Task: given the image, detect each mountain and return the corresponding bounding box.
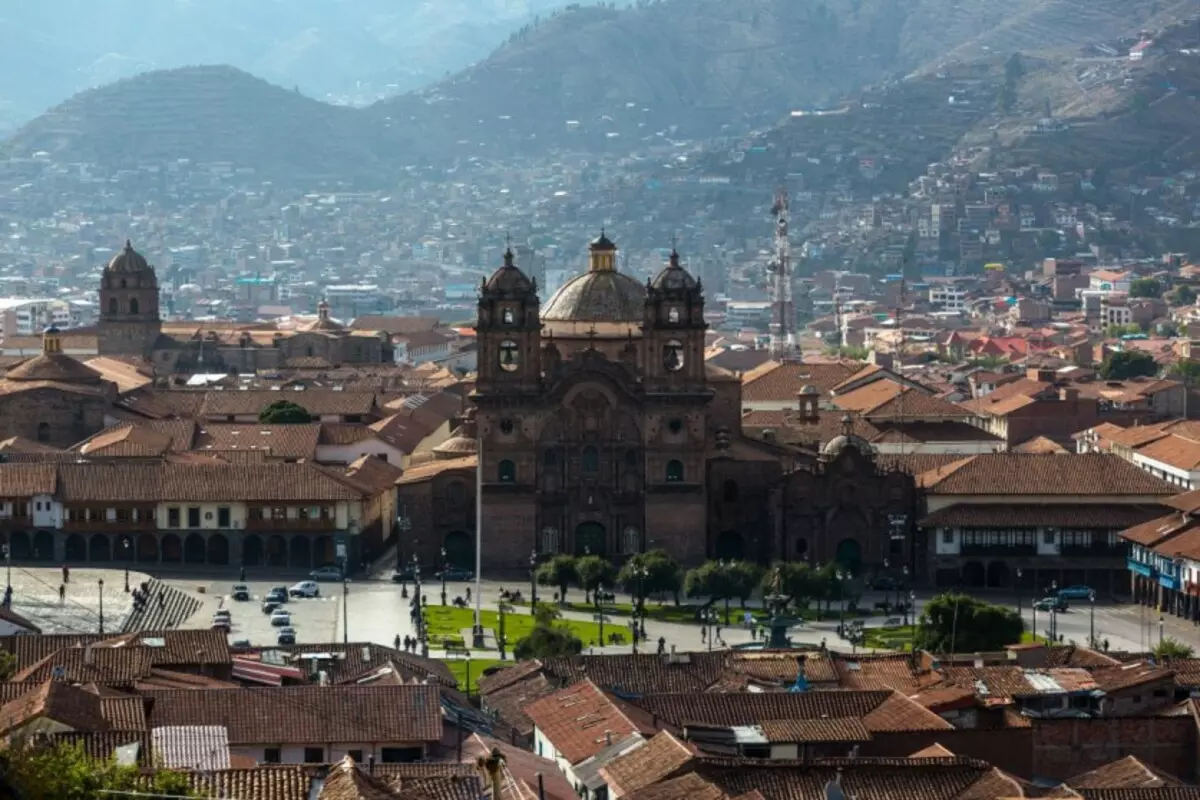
[3,66,383,181]
[0,0,573,131]
[4,0,1194,178]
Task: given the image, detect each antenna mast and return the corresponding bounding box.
[768,186,797,359]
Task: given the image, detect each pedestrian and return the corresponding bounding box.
[2,586,10,607]
[239,566,246,582]
[657,636,666,655]
[466,586,471,602]
[62,565,69,584]
[700,626,706,643]
[716,625,723,641]
[158,589,165,608]
[394,634,401,651]
[59,584,65,602]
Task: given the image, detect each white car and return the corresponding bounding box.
[289,581,319,598]
[270,609,292,627]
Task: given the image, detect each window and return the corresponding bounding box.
[447,481,466,505]
[502,308,515,324]
[621,526,640,554]
[345,415,362,423]
[129,298,139,315]
[263,748,281,764]
[723,480,738,503]
[582,446,599,474]
[303,747,324,763]
[499,340,519,372]
[36,422,50,443]
[108,298,118,315]
[167,507,181,528]
[217,507,231,527]
[668,307,680,324]
[663,340,684,371]
[942,529,954,544]
[543,450,558,468]
[665,460,684,483]
[1043,530,1055,545]
[667,419,683,435]
[540,526,560,554]
[625,449,638,467]
[187,507,201,528]
[380,747,421,764]
[499,419,514,435]
[498,460,516,483]
[348,749,364,763]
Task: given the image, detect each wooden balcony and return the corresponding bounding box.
[61,519,157,532]
[244,518,336,532]
[0,516,33,529]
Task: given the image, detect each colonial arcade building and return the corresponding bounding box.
[397,235,922,576]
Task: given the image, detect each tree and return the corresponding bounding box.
[513,605,583,659]
[575,555,616,603]
[1153,636,1195,660]
[1036,229,1062,255]
[915,593,1023,653]
[3,740,198,800]
[1173,285,1197,306]
[685,560,763,624]
[0,650,15,681]
[617,549,683,605]
[258,400,312,424]
[1100,350,1158,380]
[1129,278,1162,298]
[535,555,578,603]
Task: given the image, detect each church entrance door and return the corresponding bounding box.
[835,538,863,576]
[574,523,607,557]
[715,531,745,561]
[443,531,474,570]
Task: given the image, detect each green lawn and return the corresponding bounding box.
[423,605,621,649]
[440,657,506,695]
[858,625,1047,653]
[513,599,880,626]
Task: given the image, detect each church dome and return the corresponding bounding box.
[107,240,151,273]
[822,415,872,458]
[651,249,697,291]
[483,249,534,295]
[540,270,645,323]
[433,413,478,459]
[6,326,105,385]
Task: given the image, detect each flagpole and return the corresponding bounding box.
[473,425,484,646]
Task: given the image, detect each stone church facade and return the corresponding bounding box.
[398,234,920,579]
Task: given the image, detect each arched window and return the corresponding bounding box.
[447,481,465,505]
[582,446,599,474]
[625,449,638,468]
[723,479,739,503]
[499,340,519,372]
[664,340,684,371]
[306,345,315,358]
[502,308,514,325]
[129,298,139,315]
[498,460,516,483]
[36,422,50,443]
[108,298,118,315]
[668,307,680,324]
[120,279,127,289]
[543,450,558,472]
[665,459,684,483]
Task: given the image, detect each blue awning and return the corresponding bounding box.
[1127,559,1154,578]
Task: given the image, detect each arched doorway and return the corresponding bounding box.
[242,535,263,567]
[161,534,182,563]
[961,561,985,588]
[183,534,206,564]
[137,534,158,563]
[33,531,53,561]
[64,534,86,562]
[714,530,745,561]
[208,534,229,566]
[574,522,606,556]
[115,535,135,562]
[443,531,474,570]
[289,537,311,569]
[834,539,862,575]
[8,531,30,560]
[313,536,333,567]
[89,535,110,562]
[986,561,1010,589]
[266,535,287,567]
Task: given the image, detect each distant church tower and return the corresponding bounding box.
[98,240,162,358]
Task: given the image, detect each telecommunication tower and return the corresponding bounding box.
[767,186,797,359]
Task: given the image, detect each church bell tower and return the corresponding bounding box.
[475,247,541,395]
[98,240,162,358]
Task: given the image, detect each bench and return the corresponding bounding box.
[444,644,471,658]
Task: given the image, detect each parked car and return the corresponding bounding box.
[262,600,281,614]
[435,568,474,581]
[1057,585,1094,601]
[870,576,905,592]
[231,639,251,648]
[309,565,343,582]
[210,615,231,631]
[266,587,288,604]
[1034,596,1068,612]
[213,609,232,621]
[391,568,416,583]
[231,584,250,601]
[277,627,297,645]
[289,581,320,598]
[270,609,292,627]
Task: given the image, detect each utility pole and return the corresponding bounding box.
[768,186,799,360]
[342,578,349,644]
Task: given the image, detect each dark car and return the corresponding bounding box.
[870,576,906,592]
[265,587,288,604]
[391,568,416,583]
[1034,596,1068,613]
[435,568,475,581]
[277,627,297,645]
[262,599,281,614]
[231,584,251,601]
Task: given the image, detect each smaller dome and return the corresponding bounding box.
[651,249,697,291]
[107,240,151,273]
[798,384,819,395]
[590,230,617,252]
[822,414,871,458]
[433,414,478,459]
[483,249,534,294]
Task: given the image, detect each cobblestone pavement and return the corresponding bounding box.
[2,566,138,635]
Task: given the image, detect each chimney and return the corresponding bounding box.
[84,644,94,666]
[1059,388,1078,402]
[605,730,612,746]
[367,754,375,774]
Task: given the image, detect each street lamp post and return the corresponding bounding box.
[1159,615,1165,650]
[703,607,715,652]
[529,550,538,615]
[395,512,412,571]
[413,554,427,658]
[1016,567,1023,621]
[1089,590,1096,648]
[634,562,648,645]
[123,538,131,593]
[883,558,891,610]
[836,569,847,637]
[440,547,448,606]
[98,578,105,635]
[1048,580,1059,642]
[342,577,350,644]
[3,543,10,596]
[595,583,605,648]
[497,600,508,660]
[905,590,915,628]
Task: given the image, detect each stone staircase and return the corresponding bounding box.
[119,578,202,633]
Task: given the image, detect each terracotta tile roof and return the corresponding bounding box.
[253,642,453,687]
[525,679,655,765]
[0,681,110,735]
[1012,435,1069,454]
[741,360,865,403]
[740,409,881,448]
[1068,756,1184,789]
[396,455,477,484]
[920,504,1166,529]
[0,436,65,454]
[600,731,698,798]
[184,767,312,800]
[151,725,231,770]
[911,743,957,758]
[480,672,555,736]
[193,423,321,459]
[1132,434,1200,471]
[956,767,1028,800]
[633,689,951,734]
[199,390,378,418]
[76,424,175,457]
[43,730,150,764]
[1119,512,1192,547]
[53,462,364,502]
[1072,792,1200,800]
[833,654,921,693]
[351,316,441,335]
[1090,663,1174,693]
[540,651,730,696]
[320,422,381,445]
[477,659,543,695]
[146,685,443,745]
[626,772,725,800]
[319,755,401,799]
[323,456,406,495]
[369,413,442,453]
[758,717,873,743]
[920,454,1177,496]
[12,645,153,684]
[100,695,148,731]
[0,463,57,495]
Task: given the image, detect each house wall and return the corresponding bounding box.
[156,502,248,530]
[230,741,426,765]
[317,440,406,466]
[533,727,583,792]
[1031,717,1195,782]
